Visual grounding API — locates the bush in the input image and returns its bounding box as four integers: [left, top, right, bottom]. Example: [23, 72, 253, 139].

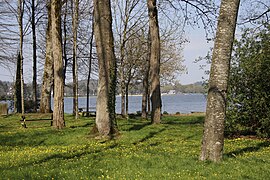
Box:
[226, 23, 270, 138]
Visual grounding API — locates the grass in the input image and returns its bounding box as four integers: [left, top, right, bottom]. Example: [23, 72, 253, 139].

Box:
[0, 114, 270, 179]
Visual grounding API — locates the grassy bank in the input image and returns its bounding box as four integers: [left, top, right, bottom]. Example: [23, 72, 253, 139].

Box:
[0, 114, 269, 179]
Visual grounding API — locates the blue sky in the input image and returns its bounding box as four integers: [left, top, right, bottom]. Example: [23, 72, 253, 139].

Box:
[179, 27, 212, 85]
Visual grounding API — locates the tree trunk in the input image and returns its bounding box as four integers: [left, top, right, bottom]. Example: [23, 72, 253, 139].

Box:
[62, 1, 68, 84]
[72, 0, 79, 119]
[125, 83, 129, 118]
[93, 0, 118, 137]
[120, 78, 126, 117]
[18, 0, 25, 114]
[52, 0, 65, 129]
[119, 19, 128, 118]
[141, 66, 149, 119]
[200, 0, 240, 162]
[40, 1, 53, 113]
[141, 31, 151, 119]
[87, 15, 94, 114]
[14, 52, 22, 113]
[31, 0, 37, 112]
[147, 0, 161, 124]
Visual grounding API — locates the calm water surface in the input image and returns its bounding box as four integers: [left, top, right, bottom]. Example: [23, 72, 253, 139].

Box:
[63, 94, 207, 114]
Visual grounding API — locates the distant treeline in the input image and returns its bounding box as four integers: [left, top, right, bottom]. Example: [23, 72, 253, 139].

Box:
[161, 81, 207, 94]
[0, 80, 206, 100]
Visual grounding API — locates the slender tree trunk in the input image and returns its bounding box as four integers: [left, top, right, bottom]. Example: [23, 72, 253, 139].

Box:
[87, 16, 94, 114]
[141, 31, 151, 119]
[120, 78, 126, 117]
[72, 0, 79, 119]
[93, 0, 118, 137]
[52, 0, 65, 129]
[14, 52, 22, 113]
[125, 83, 129, 118]
[119, 21, 128, 118]
[200, 0, 240, 162]
[31, 0, 37, 112]
[62, 1, 68, 84]
[125, 70, 132, 118]
[40, 1, 53, 113]
[147, 0, 161, 124]
[141, 65, 149, 119]
[147, 91, 151, 113]
[18, 0, 25, 114]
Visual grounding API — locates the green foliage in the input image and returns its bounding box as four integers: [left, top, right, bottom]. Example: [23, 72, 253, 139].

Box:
[226, 23, 270, 138]
[163, 111, 168, 115]
[162, 81, 207, 94]
[0, 114, 270, 179]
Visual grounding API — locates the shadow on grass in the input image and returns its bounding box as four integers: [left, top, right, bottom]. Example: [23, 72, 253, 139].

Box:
[163, 116, 204, 125]
[70, 122, 94, 128]
[1, 142, 120, 170]
[128, 122, 151, 131]
[225, 141, 270, 158]
[0, 130, 57, 146]
[133, 128, 166, 145]
[0, 114, 14, 118]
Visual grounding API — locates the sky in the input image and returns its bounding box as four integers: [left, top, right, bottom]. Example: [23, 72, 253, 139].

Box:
[180, 28, 212, 84]
[0, 26, 212, 85]
[0, 65, 14, 82]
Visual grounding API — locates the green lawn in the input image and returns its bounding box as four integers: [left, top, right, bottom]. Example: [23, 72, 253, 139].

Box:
[0, 114, 269, 179]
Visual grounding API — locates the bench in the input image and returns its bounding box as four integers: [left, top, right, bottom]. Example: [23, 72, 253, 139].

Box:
[78, 107, 96, 117]
[20, 113, 53, 128]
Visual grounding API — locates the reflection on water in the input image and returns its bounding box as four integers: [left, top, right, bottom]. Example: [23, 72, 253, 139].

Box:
[62, 94, 207, 114]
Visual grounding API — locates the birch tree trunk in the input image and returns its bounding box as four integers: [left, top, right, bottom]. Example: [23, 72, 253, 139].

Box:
[72, 0, 79, 119]
[93, 0, 118, 137]
[40, 1, 53, 113]
[147, 0, 161, 124]
[200, 0, 240, 162]
[52, 0, 65, 128]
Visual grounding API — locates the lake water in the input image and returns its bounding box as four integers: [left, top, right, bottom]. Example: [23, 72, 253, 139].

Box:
[64, 94, 207, 114]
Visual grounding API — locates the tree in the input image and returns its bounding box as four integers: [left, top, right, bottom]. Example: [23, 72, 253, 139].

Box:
[18, 0, 25, 114]
[62, 0, 69, 84]
[112, 0, 147, 117]
[40, 0, 53, 113]
[226, 23, 270, 138]
[141, 30, 150, 119]
[86, 11, 94, 115]
[93, 0, 118, 137]
[200, 0, 240, 162]
[30, 0, 37, 112]
[51, 0, 65, 128]
[72, 0, 79, 119]
[147, 0, 161, 124]
[15, 52, 22, 113]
